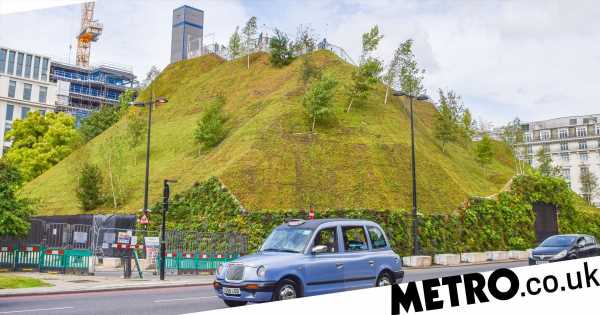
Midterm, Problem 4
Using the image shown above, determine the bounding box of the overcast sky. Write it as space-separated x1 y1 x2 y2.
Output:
1 0 599 126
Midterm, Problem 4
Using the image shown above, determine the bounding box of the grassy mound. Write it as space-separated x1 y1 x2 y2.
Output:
22 51 515 214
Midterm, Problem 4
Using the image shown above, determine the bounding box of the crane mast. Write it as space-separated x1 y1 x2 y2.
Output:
76 2 103 67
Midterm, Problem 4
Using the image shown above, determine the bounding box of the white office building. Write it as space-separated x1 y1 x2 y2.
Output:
0 47 57 156
517 115 600 206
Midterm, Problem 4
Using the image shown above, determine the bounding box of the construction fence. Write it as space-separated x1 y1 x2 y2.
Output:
0 219 248 276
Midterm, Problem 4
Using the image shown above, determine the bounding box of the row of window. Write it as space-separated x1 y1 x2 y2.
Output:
4 104 45 121
561 167 596 182
7 80 48 104
525 140 600 155
0 49 49 81
524 126 600 142
313 225 388 253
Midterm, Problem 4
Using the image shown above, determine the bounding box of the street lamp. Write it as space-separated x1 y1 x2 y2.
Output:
128 97 169 219
160 179 177 281
392 90 429 256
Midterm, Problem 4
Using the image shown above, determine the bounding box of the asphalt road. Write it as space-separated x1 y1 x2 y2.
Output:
0 261 528 315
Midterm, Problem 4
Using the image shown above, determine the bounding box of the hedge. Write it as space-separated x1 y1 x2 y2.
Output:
149 174 600 256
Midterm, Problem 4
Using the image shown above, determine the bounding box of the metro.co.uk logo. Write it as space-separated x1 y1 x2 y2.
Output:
391 261 599 314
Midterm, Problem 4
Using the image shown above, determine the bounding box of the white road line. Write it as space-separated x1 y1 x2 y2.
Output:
0 307 74 314
153 296 218 303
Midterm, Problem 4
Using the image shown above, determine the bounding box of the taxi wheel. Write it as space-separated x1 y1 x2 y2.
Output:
273 278 300 301
376 271 394 287
224 300 248 307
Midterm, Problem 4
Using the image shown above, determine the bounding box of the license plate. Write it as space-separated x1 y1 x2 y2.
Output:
536 260 549 265
223 287 241 296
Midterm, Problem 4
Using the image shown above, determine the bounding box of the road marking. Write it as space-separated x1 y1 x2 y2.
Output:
0 307 74 314
153 296 217 303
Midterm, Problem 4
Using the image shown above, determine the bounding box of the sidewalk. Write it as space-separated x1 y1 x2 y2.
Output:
0 269 214 297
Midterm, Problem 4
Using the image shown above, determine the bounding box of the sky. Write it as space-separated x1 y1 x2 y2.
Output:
1 0 599 126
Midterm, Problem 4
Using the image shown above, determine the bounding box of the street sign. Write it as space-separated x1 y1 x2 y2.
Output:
139 214 149 225
144 237 160 247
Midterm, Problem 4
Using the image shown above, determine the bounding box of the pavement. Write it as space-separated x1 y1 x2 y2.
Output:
0 260 529 315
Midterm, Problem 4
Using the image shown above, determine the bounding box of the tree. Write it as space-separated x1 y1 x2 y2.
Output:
346 25 384 112
303 74 338 131
461 108 475 140
535 147 559 177
242 16 257 69
76 162 104 211
580 169 599 205
195 95 227 150
383 44 403 104
434 90 458 152
475 133 494 169
228 26 242 59
141 66 161 88
79 106 120 142
4 111 79 181
300 55 321 87
126 107 146 147
269 29 294 67
397 39 425 98
0 160 33 237
99 133 129 208
502 117 526 174
293 24 317 55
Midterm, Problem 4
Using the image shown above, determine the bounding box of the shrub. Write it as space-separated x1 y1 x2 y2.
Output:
269 29 294 67
194 96 227 150
76 163 104 211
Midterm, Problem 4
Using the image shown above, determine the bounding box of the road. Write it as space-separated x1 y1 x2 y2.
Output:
0 261 527 315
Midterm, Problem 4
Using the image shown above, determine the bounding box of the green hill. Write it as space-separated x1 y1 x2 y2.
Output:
22 51 515 215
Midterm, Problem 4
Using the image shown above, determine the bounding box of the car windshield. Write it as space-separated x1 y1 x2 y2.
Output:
540 235 577 247
260 228 313 253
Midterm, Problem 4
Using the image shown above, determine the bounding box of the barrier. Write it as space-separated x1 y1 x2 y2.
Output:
40 248 66 273
64 249 93 274
0 246 14 271
15 246 41 271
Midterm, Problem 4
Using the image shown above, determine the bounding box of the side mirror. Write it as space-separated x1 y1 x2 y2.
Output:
311 245 328 255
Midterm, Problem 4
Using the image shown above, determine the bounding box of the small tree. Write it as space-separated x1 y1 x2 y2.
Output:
126 108 147 147
141 66 161 88
580 169 599 205
535 147 559 177
303 74 338 131
242 16 257 69
0 160 33 237
195 96 227 150
475 133 494 169
76 162 104 211
79 106 120 142
228 26 242 59
300 55 321 87
383 45 402 104
397 39 425 99
346 25 384 112
269 29 294 67
461 108 475 140
434 90 458 152
293 24 317 55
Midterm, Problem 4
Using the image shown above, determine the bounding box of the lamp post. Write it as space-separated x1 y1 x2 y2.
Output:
392 90 429 256
128 97 168 219
160 179 177 280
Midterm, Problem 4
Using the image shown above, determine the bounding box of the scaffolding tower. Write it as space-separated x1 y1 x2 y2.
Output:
76 2 103 67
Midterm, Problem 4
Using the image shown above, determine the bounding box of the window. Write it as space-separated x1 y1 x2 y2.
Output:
8 80 16 98
596 125 600 136
342 226 368 252
15 52 24 76
559 128 569 139
560 142 569 151
7 51 15 75
23 83 32 101
540 130 551 141
39 109 46 116
24 54 32 78
561 168 570 181
21 107 30 119
313 228 338 253
40 58 49 81
580 152 588 161
579 141 588 150
0 49 6 73
570 118 578 125
542 144 551 153
560 152 570 162
4 122 12 134
576 127 587 137
5 104 14 121
581 167 590 176
33 56 40 80
523 133 532 142
367 226 387 249
39 86 47 104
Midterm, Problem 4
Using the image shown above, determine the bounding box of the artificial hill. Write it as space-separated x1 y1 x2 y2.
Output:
22 50 516 215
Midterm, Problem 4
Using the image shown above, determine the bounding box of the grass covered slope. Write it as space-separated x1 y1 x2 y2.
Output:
23 51 515 215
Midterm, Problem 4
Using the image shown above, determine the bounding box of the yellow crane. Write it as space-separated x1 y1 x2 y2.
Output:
76 2 103 67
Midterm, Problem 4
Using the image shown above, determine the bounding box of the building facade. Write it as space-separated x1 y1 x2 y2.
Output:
517 115 600 206
170 5 204 63
0 47 57 156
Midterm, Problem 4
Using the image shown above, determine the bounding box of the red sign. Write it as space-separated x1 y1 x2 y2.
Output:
139 214 149 225
309 206 315 220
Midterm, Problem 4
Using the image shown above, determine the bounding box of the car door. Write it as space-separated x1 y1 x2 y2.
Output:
340 225 376 290
303 226 345 296
575 237 586 258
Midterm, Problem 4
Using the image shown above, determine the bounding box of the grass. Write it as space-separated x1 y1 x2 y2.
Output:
22 51 516 215
0 274 51 289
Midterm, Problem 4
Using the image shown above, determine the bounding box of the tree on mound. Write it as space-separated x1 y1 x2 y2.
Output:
303 74 338 131
269 29 295 67
195 95 228 150
346 25 383 112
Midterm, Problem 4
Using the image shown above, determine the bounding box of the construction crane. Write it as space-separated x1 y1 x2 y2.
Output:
76 2 103 67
